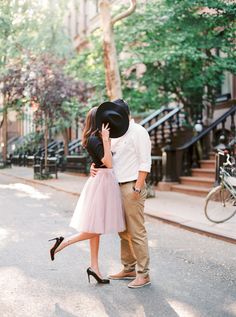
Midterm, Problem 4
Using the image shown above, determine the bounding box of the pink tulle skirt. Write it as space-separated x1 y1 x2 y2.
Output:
69 169 126 234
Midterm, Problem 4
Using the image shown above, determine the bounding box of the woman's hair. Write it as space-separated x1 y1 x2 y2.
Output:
82 107 99 147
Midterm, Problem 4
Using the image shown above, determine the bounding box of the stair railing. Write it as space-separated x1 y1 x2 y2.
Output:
161 103 236 182
142 105 185 153
68 139 84 155
141 105 185 185
140 106 173 129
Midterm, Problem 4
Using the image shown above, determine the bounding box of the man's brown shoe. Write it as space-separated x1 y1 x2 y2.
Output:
108 270 136 280
128 276 151 288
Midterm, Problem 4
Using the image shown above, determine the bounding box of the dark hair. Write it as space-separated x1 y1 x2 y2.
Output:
82 107 99 147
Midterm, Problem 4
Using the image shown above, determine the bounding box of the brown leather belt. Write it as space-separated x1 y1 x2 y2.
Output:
118 180 136 185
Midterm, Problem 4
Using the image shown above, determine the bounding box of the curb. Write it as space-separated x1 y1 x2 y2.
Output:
1 170 235 244
145 213 236 245
0 171 80 197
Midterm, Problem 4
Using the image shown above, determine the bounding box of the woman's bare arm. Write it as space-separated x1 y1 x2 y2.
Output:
101 123 112 168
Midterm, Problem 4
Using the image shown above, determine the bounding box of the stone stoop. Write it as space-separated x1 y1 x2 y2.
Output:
170 154 216 197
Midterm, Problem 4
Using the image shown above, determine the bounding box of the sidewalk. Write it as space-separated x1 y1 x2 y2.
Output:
0 166 235 243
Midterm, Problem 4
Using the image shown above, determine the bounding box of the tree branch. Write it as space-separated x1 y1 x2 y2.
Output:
111 0 137 26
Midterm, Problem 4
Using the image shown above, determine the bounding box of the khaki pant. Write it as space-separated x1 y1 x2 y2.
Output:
119 181 150 277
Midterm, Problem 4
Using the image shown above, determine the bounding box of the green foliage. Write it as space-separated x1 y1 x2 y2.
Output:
52 98 85 135
0 0 74 107
66 32 107 109
0 0 80 146
1 0 235 130
115 0 236 120
27 54 86 134
28 1 73 58
15 131 44 155
0 0 73 66
67 0 235 120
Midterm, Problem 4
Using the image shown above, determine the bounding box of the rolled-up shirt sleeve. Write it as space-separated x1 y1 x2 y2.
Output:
133 126 152 172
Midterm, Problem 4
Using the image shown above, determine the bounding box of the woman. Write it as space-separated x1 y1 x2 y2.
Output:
49 106 126 284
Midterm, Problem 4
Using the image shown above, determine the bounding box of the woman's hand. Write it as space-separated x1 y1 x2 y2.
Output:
90 163 98 177
101 123 110 141
101 123 112 168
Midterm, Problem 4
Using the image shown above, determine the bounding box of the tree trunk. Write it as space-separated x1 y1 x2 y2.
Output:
99 0 122 100
62 128 69 156
44 112 48 169
2 95 8 161
2 109 8 161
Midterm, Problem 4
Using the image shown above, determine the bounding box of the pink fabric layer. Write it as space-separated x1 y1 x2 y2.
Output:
70 169 126 234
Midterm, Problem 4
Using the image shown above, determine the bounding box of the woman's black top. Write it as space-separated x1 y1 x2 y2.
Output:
86 135 106 168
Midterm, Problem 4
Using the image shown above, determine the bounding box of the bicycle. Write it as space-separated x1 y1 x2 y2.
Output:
204 150 236 223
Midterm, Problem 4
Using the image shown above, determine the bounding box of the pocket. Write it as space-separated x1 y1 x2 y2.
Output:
141 188 147 199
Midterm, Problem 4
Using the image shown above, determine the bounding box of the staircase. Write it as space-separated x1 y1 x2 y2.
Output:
140 105 189 155
171 153 216 197
140 105 189 185
167 104 236 197
142 102 235 196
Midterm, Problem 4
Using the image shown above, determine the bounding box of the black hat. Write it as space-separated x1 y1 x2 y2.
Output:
96 101 129 138
112 99 130 115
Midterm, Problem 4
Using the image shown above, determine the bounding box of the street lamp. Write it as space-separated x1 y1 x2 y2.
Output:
194 120 203 133
194 120 203 161
0 142 4 155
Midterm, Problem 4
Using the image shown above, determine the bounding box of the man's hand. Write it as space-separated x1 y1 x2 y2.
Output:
132 191 141 200
90 163 98 177
132 186 141 200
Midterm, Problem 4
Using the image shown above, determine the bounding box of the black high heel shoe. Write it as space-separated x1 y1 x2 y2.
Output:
87 267 110 284
49 236 64 261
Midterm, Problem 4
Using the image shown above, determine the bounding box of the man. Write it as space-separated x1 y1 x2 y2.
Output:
93 99 152 288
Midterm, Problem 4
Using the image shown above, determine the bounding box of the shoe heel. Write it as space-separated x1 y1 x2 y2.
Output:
48 238 57 242
49 237 64 261
86 267 110 284
87 268 91 283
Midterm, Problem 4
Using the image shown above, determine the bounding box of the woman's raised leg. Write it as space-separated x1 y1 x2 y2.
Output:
54 232 99 254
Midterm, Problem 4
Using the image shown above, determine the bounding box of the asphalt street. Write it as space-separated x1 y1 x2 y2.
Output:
0 174 236 317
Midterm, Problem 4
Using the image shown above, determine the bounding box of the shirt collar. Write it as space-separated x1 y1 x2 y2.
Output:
124 118 135 135
128 118 135 129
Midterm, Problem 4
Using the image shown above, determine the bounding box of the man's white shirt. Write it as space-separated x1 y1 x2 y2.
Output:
111 119 152 183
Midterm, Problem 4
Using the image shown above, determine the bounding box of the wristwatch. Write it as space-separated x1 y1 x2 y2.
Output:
132 186 141 194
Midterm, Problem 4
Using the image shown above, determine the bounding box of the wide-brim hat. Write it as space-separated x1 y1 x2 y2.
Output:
96 101 129 138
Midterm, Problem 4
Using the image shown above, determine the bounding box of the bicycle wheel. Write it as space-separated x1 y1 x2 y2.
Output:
204 185 236 223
